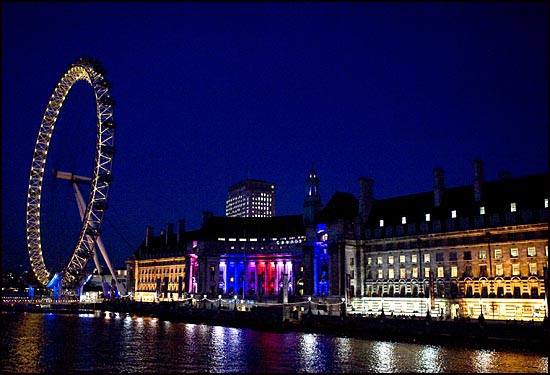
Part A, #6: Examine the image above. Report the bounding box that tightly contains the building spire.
[303,165,322,224]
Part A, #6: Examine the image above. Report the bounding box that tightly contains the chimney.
[433,168,444,207]
[359,177,374,223]
[474,160,484,202]
[145,226,154,248]
[177,219,186,244]
[166,222,173,245]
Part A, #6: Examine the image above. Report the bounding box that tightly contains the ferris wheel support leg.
[72,181,126,297]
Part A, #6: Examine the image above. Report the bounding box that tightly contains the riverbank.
[3,300,547,354]
[101,300,548,354]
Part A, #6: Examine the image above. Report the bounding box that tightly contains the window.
[480,206,485,215]
[350,257,355,266]
[451,266,458,278]
[412,268,418,278]
[510,248,519,258]
[425,213,431,222]
[388,269,395,279]
[402,216,407,224]
[527,247,536,257]
[450,252,458,261]
[424,268,431,278]
[510,202,516,212]
[399,255,406,264]
[512,263,520,276]
[464,251,472,260]
[367,257,372,265]
[388,255,394,265]
[411,254,418,263]
[479,265,488,277]
[377,269,383,279]
[545,198,548,208]
[451,210,457,218]
[379,219,384,227]
[400,268,406,279]
[436,253,444,262]
[479,250,486,260]
[495,264,503,276]
[377,256,383,265]
[494,249,502,259]
[424,254,430,263]
[529,263,537,275]
[437,266,444,278]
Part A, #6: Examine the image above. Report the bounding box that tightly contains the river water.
[1,311,547,373]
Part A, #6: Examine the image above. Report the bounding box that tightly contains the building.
[127,162,548,321]
[226,179,275,218]
[343,162,548,320]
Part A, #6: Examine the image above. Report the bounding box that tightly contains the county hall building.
[126,161,548,321]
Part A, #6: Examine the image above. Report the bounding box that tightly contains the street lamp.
[341,297,346,318]
[218,294,222,309]
[308,296,312,314]
[234,295,238,311]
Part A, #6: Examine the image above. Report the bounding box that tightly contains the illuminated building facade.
[343,162,548,321]
[226,179,275,218]
[127,162,548,320]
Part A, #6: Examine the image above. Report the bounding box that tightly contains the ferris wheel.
[26,57,124,297]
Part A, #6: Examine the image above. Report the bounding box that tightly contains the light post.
[191,294,194,308]
[308,296,312,314]
[234,295,238,311]
[341,297,346,318]
[218,294,222,310]
[203,294,207,309]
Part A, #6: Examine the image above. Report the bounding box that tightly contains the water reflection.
[1,312,547,373]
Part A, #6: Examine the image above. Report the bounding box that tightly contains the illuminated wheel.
[26,57,116,289]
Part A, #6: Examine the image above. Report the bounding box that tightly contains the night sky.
[2,2,547,275]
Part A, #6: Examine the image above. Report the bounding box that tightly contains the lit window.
[437,266,444,278]
[510,202,516,212]
[377,256,382,265]
[377,269,383,279]
[480,206,485,215]
[388,269,395,279]
[424,268,431,278]
[495,264,503,276]
[510,248,519,258]
[529,263,537,275]
[425,213,431,222]
[512,263,520,276]
[545,198,548,208]
[379,219,384,227]
[411,254,417,264]
[412,268,418,278]
[527,247,536,257]
[399,255,406,264]
[400,268,406,279]
[451,210,457,218]
[424,253,430,263]
[494,249,502,259]
[479,250,486,260]
[401,216,407,224]
[451,266,458,278]
[367,257,372,265]
[388,255,394,265]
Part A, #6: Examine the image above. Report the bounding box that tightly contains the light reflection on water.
[1,312,547,373]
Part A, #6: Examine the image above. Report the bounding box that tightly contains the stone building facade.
[127,162,548,320]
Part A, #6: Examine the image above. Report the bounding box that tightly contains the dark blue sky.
[2,2,548,274]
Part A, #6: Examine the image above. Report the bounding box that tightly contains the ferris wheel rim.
[26,57,115,288]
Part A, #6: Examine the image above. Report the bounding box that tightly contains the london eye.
[26,57,124,297]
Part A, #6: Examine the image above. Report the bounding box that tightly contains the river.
[1,311,547,373]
